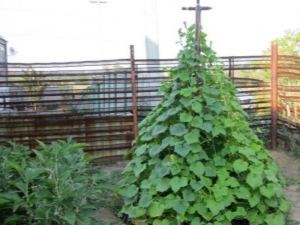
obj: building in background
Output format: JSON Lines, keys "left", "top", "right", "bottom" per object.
{"left": 0, "top": 35, "right": 7, "bottom": 86}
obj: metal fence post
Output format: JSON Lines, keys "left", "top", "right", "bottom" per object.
{"left": 130, "top": 45, "right": 138, "bottom": 140}
{"left": 271, "top": 44, "right": 278, "bottom": 150}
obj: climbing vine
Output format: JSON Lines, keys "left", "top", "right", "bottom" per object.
{"left": 119, "top": 24, "right": 291, "bottom": 225}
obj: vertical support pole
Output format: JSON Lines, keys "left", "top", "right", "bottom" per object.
{"left": 195, "top": 0, "right": 201, "bottom": 56}
{"left": 271, "top": 44, "right": 278, "bottom": 150}
{"left": 294, "top": 105, "right": 298, "bottom": 120}
{"left": 130, "top": 45, "right": 138, "bottom": 140}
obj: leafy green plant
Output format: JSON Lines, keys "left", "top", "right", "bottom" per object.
{"left": 0, "top": 138, "right": 109, "bottom": 225}
{"left": 119, "top": 24, "right": 291, "bottom": 225}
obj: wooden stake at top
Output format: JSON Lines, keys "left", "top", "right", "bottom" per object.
{"left": 182, "top": 0, "right": 212, "bottom": 56}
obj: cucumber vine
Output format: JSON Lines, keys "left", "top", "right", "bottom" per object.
{"left": 119, "top": 24, "right": 291, "bottom": 225}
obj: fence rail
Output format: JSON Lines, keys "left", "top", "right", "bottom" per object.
{"left": 1, "top": 53, "right": 300, "bottom": 161}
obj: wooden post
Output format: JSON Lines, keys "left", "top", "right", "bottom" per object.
{"left": 130, "top": 45, "right": 138, "bottom": 140}
{"left": 271, "top": 44, "right": 278, "bottom": 150}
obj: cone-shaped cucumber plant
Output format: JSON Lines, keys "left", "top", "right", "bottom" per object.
{"left": 119, "top": 24, "right": 291, "bottom": 225}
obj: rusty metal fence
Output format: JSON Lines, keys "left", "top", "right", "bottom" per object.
{"left": 0, "top": 54, "right": 274, "bottom": 162}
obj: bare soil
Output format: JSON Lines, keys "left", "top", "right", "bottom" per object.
{"left": 269, "top": 150, "right": 300, "bottom": 223}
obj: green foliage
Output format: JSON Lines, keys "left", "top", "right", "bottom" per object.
{"left": 119, "top": 24, "right": 291, "bottom": 225}
{"left": 264, "top": 29, "right": 300, "bottom": 56}
{"left": 0, "top": 138, "right": 108, "bottom": 225}
{"left": 20, "top": 66, "right": 47, "bottom": 102}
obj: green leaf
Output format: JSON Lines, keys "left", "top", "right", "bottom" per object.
{"left": 138, "top": 195, "right": 153, "bottom": 208}
{"left": 170, "top": 137, "right": 183, "bottom": 146}
{"left": 201, "top": 122, "right": 213, "bottom": 133}
{"left": 156, "top": 178, "right": 170, "bottom": 192}
{"left": 126, "top": 185, "right": 139, "bottom": 198}
{"left": 162, "top": 97, "right": 175, "bottom": 107}
{"left": 61, "top": 211, "right": 76, "bottom": 225}
{"left": 149, "top": 145, "right": 162, "bottom": 157}
{"left": 33, "top": 150, "right": 45, "bottom": 164}
{"left": 135, "top": 144, "right": 148, "bottom": 156}
{"left": 204, "top": 96, "right": 216, "bottom": 105}
{"left": 179, "top": 72, "right": 190, "bottom": 81}
{"left": 148, "top": 202, "right": 165, "bottom": 217}
{"left": 233, "top": 159, "right": 249, "bottom": 173}
{"left": 173, "top": 199, "right": 189, "bottom": 214}
{"left": 180, "top": 88, "right": 193, "bottom": 97}
{"left": 260, "top": 183, "right": 277, "bottom": 199}
{"left": 191, "top": 101, "right": 203, "bottom": 113}
{"left": 153, "top": 219, "right": 170, "bottom": 225}
{"left": 157, "top": 112, "right": 169, "bottom": 122}
{"left": 190, "top": 179, "right": 204, "bottom": 191}
{"left": 265, "top": 213, "right": 285, "bottom": 225}
{"left": 152, "top": 125, "right": 168, "bottom": 137}
{"left": 180, "top": 112, "right": 193, "bottom": 122}
{"left": 184, "top": 129, "right": 200, "bottom": 144}
{"left": 213, "top": 156, "right": 226, "bottom": 166}
{"left": 191, "top": 217, "right": 201, "bottom": 225}
{"left": 128, "top": 206, "right": 147, "bottom": 218}
{"left": 246, "top": 173, "right": 263, "bottom": 189}
{"left": 170, "top": 176, "right": 188, "bottom": 192}
{"left": 167, "top": 106, "right": 182, "bottom": 116}
{"left": 7, "top": 161, "right": 22, "bottom": 173}
{"left": 264, "top": 169, "right": 278, "bottom": 182}
{"left": 235, "top": 186, "right": 251, "bottom": 200}
{"left": 174, "top": 143, "right": 192, "bottom": 157}
{"left": 211, "top": 102, "right": 222, "bottom": 114}
{"left": 190, "top": 161, "right": 205, "bottom": 177}
{"left": 134, "top": 164, "right": 147, "bottom": 177}
{"left": 204, "top": 114, "right": 214, "bottom": 120}
{"left": 164, "top": 194, "right": 176, "bottom": 209}
{"left": 186, "top": 153, "right": 200, "bottom": 163}
{"left": 278, "top": 198, "right": 291, "bottom": 213}
{"left": 205, "top": 166, "right": 217, "bottom": 177}
{"left": 180, "top": 97, "right": 193, "bottom": 108}
{"left": 156, "top": 166, "right": 170, "bottom": 178}
{"left": 191, "top": 116, "right": 203, "bottom": 128}
{"left": 207, "top": 199, "right": 225, "bottom": 216}
{"left": 232, "top": 131, "right": 246, "bottom": 142}
{"left": 24, "top": 168, "right": 45, "bottom": 182}
{"left": 13, "top": 181, "right": 27, "bottom": 194}
{"left": 170, "top": 123, "right": 188, "bottom": 136}
{"left": 211, "top": 183, "right": 228, "bottom": 201}
{"left": 182, "top": 188, "right": 196, "bottom": 201}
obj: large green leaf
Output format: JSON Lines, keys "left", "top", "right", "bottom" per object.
{"left": 148, "top": 202, "right": 165, "bottom": 217}
{"left": 180, "top": 112, "right": 193, "bottom": 122}
{"left": 61, "top": 211, "right": 76, "bottom": 225}
{"left": 233, "top": 159, "right": 249, "bottom": 173}
{"left": 174, "top": 143, "right": 192, "bottom": 157}
{"left": 260, "top": 183, "right": 277, "bottom": 199}
{"left": 138, "top": 195, "right": 153, "bottom": 208}
{"left": 184, "top": 129, "right": 200, "bottom": 144}
{"left": 152, "top": 125, "right": 168, "bottom": 137}
{"left": 191, "top": 101, "right": 203, "bottom": 113}
{"left": 173, "top": 199, "right": 189, "bottom": 214}
{"left": 170, "top": 123, "right": 188, "bottom": 137}
{"left": 156, "top": 178, "right": 170, "bottom": 192}
{"left": 190, "top": 161, "right": 205, "bottom": 177}
{"left": 246, "top": 173, "right": 263, "bottom": 189}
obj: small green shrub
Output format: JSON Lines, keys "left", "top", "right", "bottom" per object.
{"left": 119, "top": 24, "right": 291, "bottom": 225}
{"left": 0, "top": 138, "right": 108, "bottom": 225}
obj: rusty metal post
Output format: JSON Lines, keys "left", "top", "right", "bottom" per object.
{"left": 130, "top": 45, "right": 138, "bottom": 140}
{"left": 195, "top": 0, "right": 201, "bottom": 56}
{"left": 271, "top": 44, "right": 278, "bottom": 150}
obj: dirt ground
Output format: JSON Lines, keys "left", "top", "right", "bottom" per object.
{"left": 269, "top": 150, "right": 300, "bottom": 223}
{"left": 99, "top": 150, "right": 300, "bottom": 224}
